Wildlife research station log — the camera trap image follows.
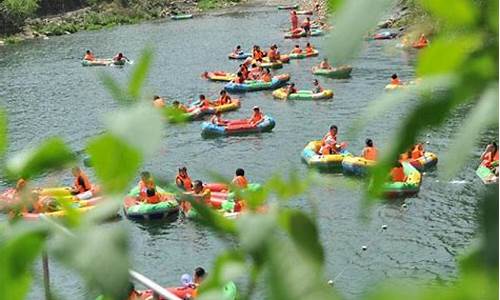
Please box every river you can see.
[0,4,494,300]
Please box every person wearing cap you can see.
[312,79,324,93]
[248,106,264,126]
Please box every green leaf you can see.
[419,0,477,27]
[417,34,482,76]
[6,137,76,180]
[99,73,132,104]
[186,196,238,235]
[237,210,276,255]
[163,106,190,124]
[86,133,142,194]
[127,48,153,100]
[441,84,499,179]
[104,105,163,157]
[0,108,8,159]
[50,226,130,299]
[279,210,324,265]
[0,225,48,300]
[325,0,395,64]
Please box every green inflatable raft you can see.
[123,186,179,220]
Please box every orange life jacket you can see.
[232,175,248,188]
[363,147,378,161]
[250,112,263,124]
[391,78,401,85]
[145,190,160,204]
[176,174,192,191]
[391,167,406,182]
[240,65,249,79]
[482,151,499,167]
[261,73,272,82]
[74,172,92,194]
[411,148,424,159]
[84,53,95,61]
[217,95,231,105]
[305,46,314,54]
[253,50,264,60]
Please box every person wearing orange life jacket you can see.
[137,171,155,198]
[302,17,311,35]
[232,168,249,189]
[417,33,428,46]
[70,167,94,200]
[238,63,249,80]
[216,90,232,105]
[318,124,341,155]
[267,45,279,62]
[248,63,261,80]
[290,10,298,30]
[233,72,245,84]
[411,143,425,159]
[261,68,272,82]
[362,138,378,161]
[172,100,188,112]
[152,95,166,108]
[291,44,303,54]
[318,57,332,70]
[83,50,95,61]
[176,167,193,191]
[197,94,213,109]
[390,161,407,182]
[305,42,315,54]
[249,106,264,126]
[210,111,227,126]
[252,46,265,61]
[391,73,402,85]
[313,79,324,93]
[480,142,499,168]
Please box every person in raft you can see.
[290,10,298,30]
[318,57,332,69]
[285,83,298,97]
[113,52,129,62]
[248,63,261,80]
[291,44,303,54]
[267,45,279,62]
[312,79,324,93]
[302,17,312,35]
[210,111,227,126]
[232,168,249,189]
[83,50,95,61]
[417,33,429,46]
[238,63,249,80]
[138,171,156,198]
[411,143,425,159]
[305,42,315,54]
[480,142,499,169]
[70,166,96,200]
[248,106,264,126]
[261,68,272,82]
[233,45,244,55]
[197,94,213,109]
[152,95,166,108]
[362,138,378,161]
[176,167,193,191]
[172,100,188,112]
[216,90,232,105]
[390,73,402,85]
[319,125,340,155]
[390,161,407,182]
[252,45,265,61]
[233,72,246,84]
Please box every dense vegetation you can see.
[0,0,498,299]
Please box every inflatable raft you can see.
[81,59,126,67]
[382,162,422,198]
[476,165,498,184]
[373,31,398,40]
[284,28,323,39]
[301,141,352,171]
[408,152,438,171]
[253,58,284,69]
[203,71,236,82]
[277,4,299,9]
[123,186,179,220]
[384,83,406,90]
[412,42,428,49]
[171,14,193,20]
[228,52,252,59]
[22,205,95,220]
[201,116,275,137]
[288,49,319,59]
[312,65,353,78]
[185,99,241,120]
[224,74,290,93]
[272,88,333,100]
[342,156,376,176]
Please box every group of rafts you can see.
[0,166,262,221]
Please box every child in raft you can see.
[176,167,193,191]
[231,168,249,211]
[291,45,303,54]
[318,58,332,69]
[216,90,232,105]
[210,111,227,126]
[248,106,264,126]
[305,43,315,54]
[267,45,278,62]
[83,50,95,61]
[261,68,272,82]
[480,142,499,169]
[197,95,213,109]
[233,45,243,55]
[70,166,97,200]
[362,138,378,161]
[319,125,340,155]
[180,180,212,213]
[312,79,324,93]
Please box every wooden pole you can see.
[42,252,50,300]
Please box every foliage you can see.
[1,0,39,20]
